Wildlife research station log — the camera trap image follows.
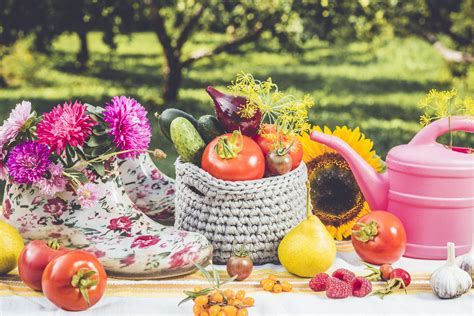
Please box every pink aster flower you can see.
[36,163,68,196]
[36,101,97,154]
[76,182,99,208]
[0,101,32,147]
[7,141,51,184]
[103,96,151,159]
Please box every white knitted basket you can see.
[174,158,307,264]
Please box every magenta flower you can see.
[0,101,32,147]
[3,199,11,220]
[7,141,51,184]
[36,101,96,154]
[131,235,160,249]
[120,254,136,267]
[43,198,67,217]
[169,243,199,268]
[76,183,99,208]
[107,216,132,232]
[36,163,68,196]
[103,96,151,159]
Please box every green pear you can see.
[278,183,336,277]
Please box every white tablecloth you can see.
[1,249,472,316]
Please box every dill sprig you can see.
[418,88,473,147]
[227,72,314,135]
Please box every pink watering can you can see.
[311,116,474,259]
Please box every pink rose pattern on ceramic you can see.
[2,169,212,278]
[118,153,175,224]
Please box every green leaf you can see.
[195,263,214,286]
[92,162,105,177]
[87,136,101,147]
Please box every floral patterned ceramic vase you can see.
[2,170,212,279]
[118,153,175,225]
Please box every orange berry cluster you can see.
[260,274,292,293]
[193,288,254,316]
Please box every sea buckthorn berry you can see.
[267,274,277,281]
[273,284,282,293]
[222,305,238,316]
[212,291,224,303]
[262,279,275,291]
[281,281,293,292]
[208,305,221,316]
[235,290,246,300]
[193,304,202,316]
[237,308,248,316]
[224,289,235,300]
[233,299,242,306]
[201,311,210,316]
[217,311,226,316]
[243,297,254,306]
[195,295,209,306]
[227,299,235,306]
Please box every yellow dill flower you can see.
[420,113,432,126]
[227,72,314,135]
[463,97,474,116]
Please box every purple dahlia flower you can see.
[7,141,51,184]
[103,96,152,159]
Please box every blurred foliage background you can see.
[0,0,472,179]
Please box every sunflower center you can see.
[311,165,358,215]
[308,152,365,227]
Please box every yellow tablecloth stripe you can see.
[3,269,471,299]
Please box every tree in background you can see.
[0,0,137,69]
[1,0,472,98]
[142,0,304,102]
[297,0,472,63]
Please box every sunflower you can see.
[299,126,383,241]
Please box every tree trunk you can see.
[162,57,183,102]
[76,31,89,70]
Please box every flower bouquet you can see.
[1,98,212,278]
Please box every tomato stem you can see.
[232,243,252,257]
[352,220,379,243]
[214,130,243,159]
[47,239,61,250]
[71,268,98,306]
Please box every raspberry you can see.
[309,273,330,292]
[351,277,372,297]
[332,268,356,283]
[326,277,352,299]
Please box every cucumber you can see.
[197,115,225,143]
[158,108,198,142]
[170,117,206,163]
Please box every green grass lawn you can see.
[0,32,473,179]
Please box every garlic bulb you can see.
[430,242,472,299]
[456,248,473,278]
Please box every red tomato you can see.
[201,132,265,181]
[18,240,69,291]
[254,124,303,170]
[42,250,107,311]
[226,255,254,281]
[390,268,411,287]
[351,211,407,264]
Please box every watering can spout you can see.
[310,131,389,211]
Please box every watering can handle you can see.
[409,116,474,145]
